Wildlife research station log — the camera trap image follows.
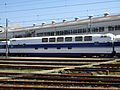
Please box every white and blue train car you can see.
[0,41,6,55]
[114,35,120,57]
[9,33,115,57]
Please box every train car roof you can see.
[10,33,114,41]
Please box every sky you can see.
[0,0,120,27]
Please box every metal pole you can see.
[88,15,93,33]
[5,18,8,58]
[89,18,92,33]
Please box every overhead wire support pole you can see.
[88,15,93,33]
[5,18,9,58]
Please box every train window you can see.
[0,45,5,48]
[35,48,38,50]
[94,42,99,45]
[44,47,48,49]
[68,47,72,49]
[11,40,16,41]
[75,36,82,41]
[2,45,6,48]
[101,35,107,38]
[84,36,92,41]
[57,37,64,42]
[0,45,3,48]
[49,38,55,42]
[9,45,13,48]
[23,44,26,47]
[42,38,48,42]
[57,47,61,49]
[65,37,72,42]
[0,45,1,48]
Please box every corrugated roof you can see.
[4,14,120,33]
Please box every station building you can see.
[0,14,120,40]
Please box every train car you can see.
[9,33,115,57]
[0,41,6,56]
[114,35,120,57]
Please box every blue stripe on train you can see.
[10,42,113,48]
[114,42,120,46]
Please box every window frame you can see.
[84,36,92,41]
[75,36,83,41]
[57,37,64,42]
[42,38,48,42]
[49,38,56,42]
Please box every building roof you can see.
[2,14,120,33]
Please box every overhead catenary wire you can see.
[0,0,61,8]
[1,12,120,26]
[0,0,120,26]
[0,0,120,13]
[0,0,45,6]
[0,0,117,7]
[9,12,120,24]
[7,5,120,19]
[6,4,120,22]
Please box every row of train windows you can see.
[0,45,6,48]
[35,47,72,50]
[42,36,92,42]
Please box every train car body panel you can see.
[0,41,6,55]
[9,34,114,57]
[114,35,120,56]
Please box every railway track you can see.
[0,57,120,89]
[64,68,120,75]
[0,73,120,89]
[0,57,113,71]
[0,57,113,62]
[0,85,119,90]
[0,79,120,87]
